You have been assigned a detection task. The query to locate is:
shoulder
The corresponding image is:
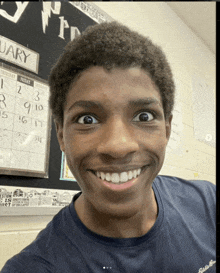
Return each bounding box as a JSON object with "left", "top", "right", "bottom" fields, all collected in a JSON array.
[
  {"left": 1, "top": 251, "right": 55, "bottom": 273},
  {"left": 154, "top": 175, "right": 216, "bottom": 196},
  {"left": 153, "top": 175, "right": 216, "bottom": 209},
  {"left": 154, "top": 175, "right": 216, "bottom": 232},
  {"left": 1, "top": 205, "right": 72, "bottom": 273}
]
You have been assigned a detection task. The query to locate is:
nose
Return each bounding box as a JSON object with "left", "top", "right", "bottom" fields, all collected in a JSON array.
[{"left": 97, "top": 117, "right": 139, "bottom": 159}]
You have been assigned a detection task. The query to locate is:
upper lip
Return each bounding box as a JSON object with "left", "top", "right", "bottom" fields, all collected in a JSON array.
[{"left": 89, "top": 165, "right": 149, "bottom": 173}]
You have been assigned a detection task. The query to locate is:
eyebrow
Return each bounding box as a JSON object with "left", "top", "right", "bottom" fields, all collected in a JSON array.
[
  {"left": 67, "top": 100, "right": 104, "bottom": 113},
  {"left": 128, "top": 98, "right": 162, "bottom": 108},
  {"left": 67, "top": 98, "right": 162, "bottom": 113}
]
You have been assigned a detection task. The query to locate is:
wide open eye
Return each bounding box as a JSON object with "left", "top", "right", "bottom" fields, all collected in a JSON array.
[
  {"left": 77, "top": 115, "right": 98, "bottom": 124},
  {"left": 133, "top": 112, "right": 154, "bottom": 122}
]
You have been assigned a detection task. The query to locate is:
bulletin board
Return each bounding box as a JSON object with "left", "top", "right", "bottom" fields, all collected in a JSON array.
[{"left": 0, "top": 1, "right": 113, "bottom": 205}]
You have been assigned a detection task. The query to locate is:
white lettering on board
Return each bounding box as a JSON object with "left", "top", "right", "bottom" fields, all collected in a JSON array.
[
  {"left": 41, "top": 1, "right": 81, "bottom": 41},
  {"left": 0, "top": 1, "right": 82, "bottom": 42},
  {"left": 70, "top": 27, "right": 81, "bottom": 41},
  {"left": 58, "top": 16, "right": 69, "bottom": 40},
  {"left": 0, "top": 2, "right": 29, "bottom": 23},
  {"left": 0, "top": 1, "right": 82, "bottom": 43},
  {"left": 0, "top": 36, "right": 39, "bottom": 74},
  {"left": 41, "top": 1, "right": 61, "bottom": 34}
]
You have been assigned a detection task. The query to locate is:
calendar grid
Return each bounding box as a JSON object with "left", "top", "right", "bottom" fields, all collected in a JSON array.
[
  {"left": 10, "top": 76, "right": 17, "bottom": 167},
  {"left": 0, "top": 62, "right": 51, "bottom": 178}
]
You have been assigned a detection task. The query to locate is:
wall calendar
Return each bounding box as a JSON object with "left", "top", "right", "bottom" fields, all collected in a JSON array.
[{"left": 0, "top": 63, "right": 51, "bottom": 178}]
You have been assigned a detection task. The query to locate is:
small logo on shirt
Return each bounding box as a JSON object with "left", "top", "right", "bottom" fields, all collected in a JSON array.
[{"left": 198, "top": 260, "right": 216, "bottom": 273}]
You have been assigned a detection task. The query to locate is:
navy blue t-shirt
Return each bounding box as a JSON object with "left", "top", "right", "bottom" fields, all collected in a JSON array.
[{"left": 1, "top": 176, "right": 216, "bottom": 272}]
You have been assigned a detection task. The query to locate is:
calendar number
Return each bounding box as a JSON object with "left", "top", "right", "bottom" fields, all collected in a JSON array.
[
  {"left": 0, "top": 110, "right": 8, "bottom": 118},
  {"left": 0, "top": 93, "right": 6, "bottom": 109}
]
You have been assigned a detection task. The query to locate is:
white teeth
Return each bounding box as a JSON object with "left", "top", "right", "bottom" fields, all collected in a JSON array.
[
  {"left": 105, "top": 173, "right": 111, "bottom": 181},
  {"left": 111, "top": 173, "right": 120, "bottom": 183},
  {"left": 128, "top": 171, "right": 133, "bottom": 180},
  {"left": 96, "top": 168, "right": 142, "bottom": 184},
  {"left": 120, "top": 172, "right": 128, "bottom": 182},
  {"left": 133, "top": 170, "right": 137, "bottom": 178},
  {"left": 101, "top": 172, "right": 105, "bottom": 180}
]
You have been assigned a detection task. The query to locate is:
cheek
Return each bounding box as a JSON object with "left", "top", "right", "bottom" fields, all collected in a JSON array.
[
  {"left": 140, "top": 131, "right": 168, "bottom": 165},
  {"left": 155, "top": 137, "right": 168, "bottom": 159},
  {"left": 141, "top": 128, "right": 168, "bottom": 148},
  {"left": 63, "top": 132, "right": 94, "bottom": 174},
  {"left": 63, "top": 133, "right": 80, "bottom": 170},
  {"left": 156, "top": 136, "right": 168, "bottom": 152}
]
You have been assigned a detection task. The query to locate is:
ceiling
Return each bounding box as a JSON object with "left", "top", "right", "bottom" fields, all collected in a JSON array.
[{"left": 167, "top": 2, "right": 216, "bottom": 54}]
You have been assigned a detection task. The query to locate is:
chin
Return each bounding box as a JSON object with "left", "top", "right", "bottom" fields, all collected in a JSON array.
[{"left": 89, "top": 192, "right": 147, "bottom": 220}]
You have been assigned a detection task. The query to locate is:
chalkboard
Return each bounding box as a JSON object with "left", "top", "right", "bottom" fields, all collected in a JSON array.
[{"left": 0, "top": 1, "right": 112, "bottom": 191}]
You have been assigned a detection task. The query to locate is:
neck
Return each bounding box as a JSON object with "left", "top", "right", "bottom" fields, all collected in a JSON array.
[{"left": 74, "top": 189, "right": 158, "bottom": 239}]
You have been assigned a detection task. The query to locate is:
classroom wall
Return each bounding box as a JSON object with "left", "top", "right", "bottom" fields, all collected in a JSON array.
[{"left": 0, "top": 2, "right": 215, "bottom": 269}]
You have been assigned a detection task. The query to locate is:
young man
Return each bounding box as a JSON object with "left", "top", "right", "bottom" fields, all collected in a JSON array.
[{"left": 2, "top": 21, "right": 216, "bottom": 273}]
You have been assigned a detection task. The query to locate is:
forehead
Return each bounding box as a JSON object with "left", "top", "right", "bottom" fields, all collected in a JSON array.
[{"left": 65, "top": 66, "right": 162, "bottom": 108}]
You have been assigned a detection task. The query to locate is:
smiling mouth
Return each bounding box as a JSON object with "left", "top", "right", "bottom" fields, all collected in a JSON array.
[{"left": 90, "top": 166, "right": 148, "bottom": 184}]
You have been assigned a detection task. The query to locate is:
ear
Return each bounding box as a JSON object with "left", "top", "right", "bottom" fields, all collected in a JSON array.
[
  {"left": 55, "top": 121, "right": 65, "bottom": 152},
  {"left": 165, "top": 114, "right": 172, "bottom": 141}
]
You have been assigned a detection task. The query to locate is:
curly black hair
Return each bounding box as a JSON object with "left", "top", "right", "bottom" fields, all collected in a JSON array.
[{"left": 49, "top": 21, "right": 175, "bottom": 125}]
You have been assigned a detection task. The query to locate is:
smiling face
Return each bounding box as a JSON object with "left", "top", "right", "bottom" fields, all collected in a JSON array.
[{"left": 56, "top": 66, "right": 172, "bottom": 218}]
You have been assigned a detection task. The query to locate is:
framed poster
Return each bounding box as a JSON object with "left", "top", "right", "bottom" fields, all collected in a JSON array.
[
  {"left": 60, "top": 152, "right": 76, "bottom": 181},
  {"left": 0, "top": 62, "right": 51, "bottom": 178}
]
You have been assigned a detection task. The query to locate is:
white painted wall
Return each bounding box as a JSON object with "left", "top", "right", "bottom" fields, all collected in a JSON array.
[{"left": 0, "top": 2, "right": 215, "bottom": 270}]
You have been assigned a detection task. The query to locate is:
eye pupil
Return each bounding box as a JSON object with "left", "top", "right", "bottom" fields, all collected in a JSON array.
[
  {"left": 84, "top": 116, "right": 93, "bottom": 124},
  {"left": 139, "top": 113, "right": 149, "bottom": 121}
]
